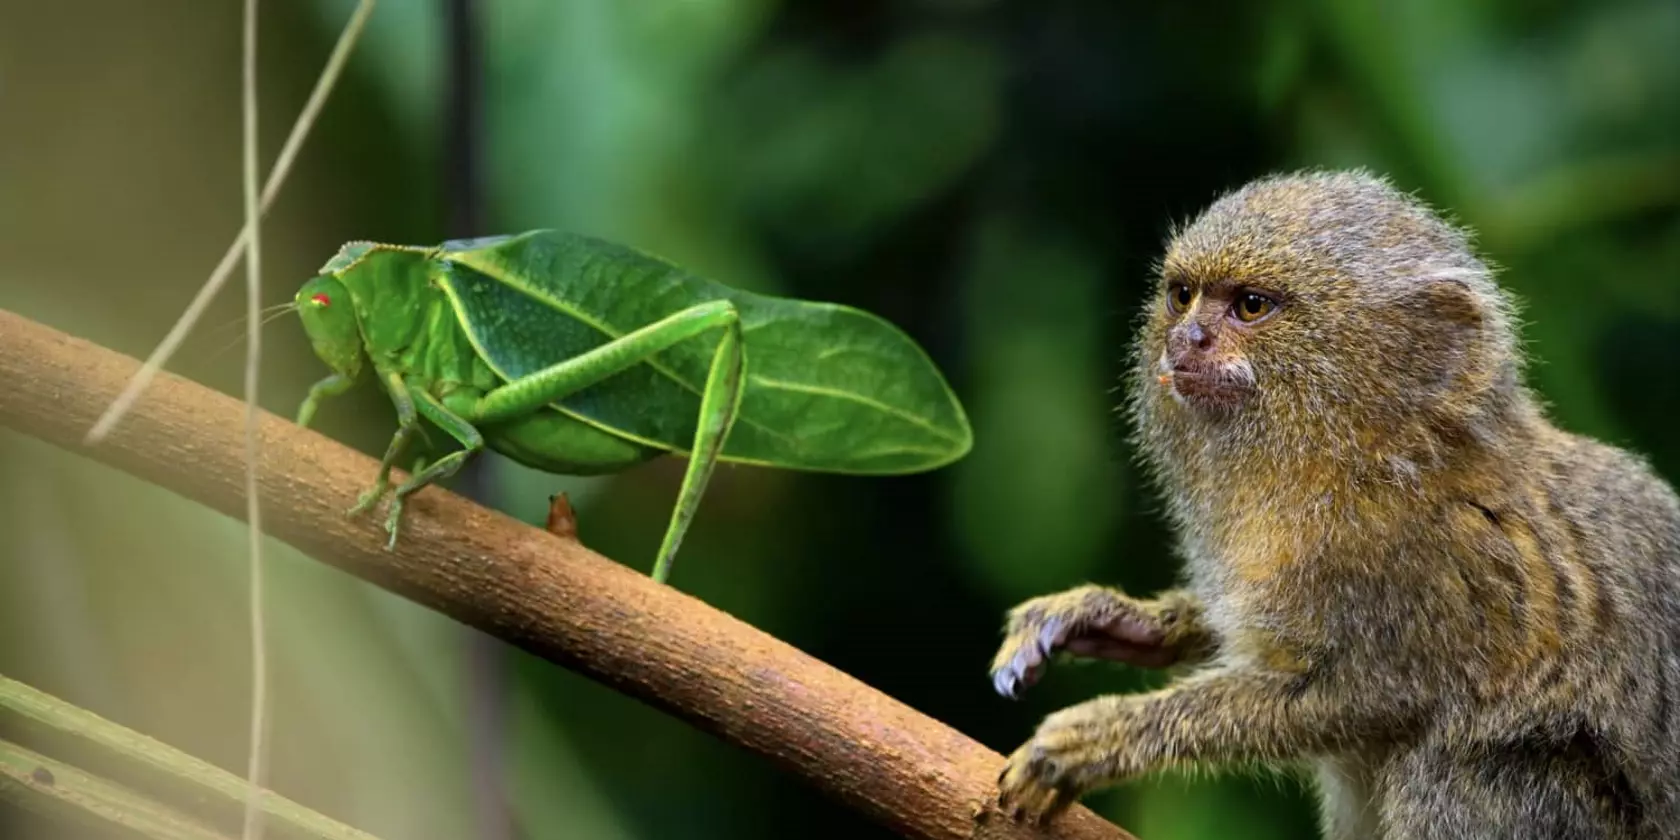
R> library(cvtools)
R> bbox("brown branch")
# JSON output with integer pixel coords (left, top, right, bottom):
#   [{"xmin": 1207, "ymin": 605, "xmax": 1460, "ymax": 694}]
[{"xmin": 0, "ymin": 307, "xmax": 1138, "ymax": 840}]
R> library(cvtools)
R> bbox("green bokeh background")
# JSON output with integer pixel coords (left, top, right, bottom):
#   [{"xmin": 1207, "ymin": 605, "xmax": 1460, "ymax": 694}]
[{"xmin": 1, "ymin": 1, "xmax": 1676, "ymax": 838}]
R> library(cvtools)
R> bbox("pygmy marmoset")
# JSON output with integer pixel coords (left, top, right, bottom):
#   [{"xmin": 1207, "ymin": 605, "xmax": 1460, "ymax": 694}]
[{"xmin": 985, "ymin": 170, "xmax": 1680, "ymax": 839}]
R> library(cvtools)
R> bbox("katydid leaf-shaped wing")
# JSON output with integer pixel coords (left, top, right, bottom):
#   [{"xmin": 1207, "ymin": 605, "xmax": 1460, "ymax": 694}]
[{"xmin": 433, "ymin": 230, "xmax": 972, "ymax": 474}]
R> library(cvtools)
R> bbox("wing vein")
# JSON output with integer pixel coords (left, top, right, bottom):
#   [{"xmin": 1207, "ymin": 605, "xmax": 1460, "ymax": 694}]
[{"xmin": 747, "ymin": 375, "xmax": 961, "ymax": 444}]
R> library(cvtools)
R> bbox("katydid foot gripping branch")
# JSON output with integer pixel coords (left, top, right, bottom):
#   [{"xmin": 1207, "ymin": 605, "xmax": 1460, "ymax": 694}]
[{"xmin": 291, "ymin": 229, "xmax": 973, "ymax": 582}]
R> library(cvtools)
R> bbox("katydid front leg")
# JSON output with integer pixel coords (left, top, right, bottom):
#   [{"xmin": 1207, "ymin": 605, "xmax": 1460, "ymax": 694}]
[
  {"xmin": 301, "ymin": 367, "xmax": 441, "ymax": 532},
  {"xmin": 296, "ymin": 372, "xmax": 354, "ymax": 428},
  {"xmin": 467, "ymin": 299, "xmax": 744, "ymax": 580}
]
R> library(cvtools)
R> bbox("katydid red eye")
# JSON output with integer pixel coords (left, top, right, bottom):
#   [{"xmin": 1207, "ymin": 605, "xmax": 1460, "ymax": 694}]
[{"xmin": 312, "ymin": 293, "xmax": 331, "ymax": 307}]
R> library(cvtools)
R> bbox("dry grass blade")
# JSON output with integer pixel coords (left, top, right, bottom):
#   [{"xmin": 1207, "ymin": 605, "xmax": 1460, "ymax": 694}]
[
  {"xmin": 0, "ymin": 674, "xmax": 379, "ymax": 840},
  {"xmin": 0, "ymin": 739, "xmax": 231, "ymax": 840}
]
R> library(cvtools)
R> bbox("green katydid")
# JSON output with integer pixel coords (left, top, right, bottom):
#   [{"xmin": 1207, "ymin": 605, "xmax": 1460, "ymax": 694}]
[{"xmin": 291, "ymin": 229, "xmax": 972, "ymax": 582}]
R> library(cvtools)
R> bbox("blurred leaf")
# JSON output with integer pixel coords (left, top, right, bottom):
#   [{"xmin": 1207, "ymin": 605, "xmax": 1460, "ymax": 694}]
[
  {"xmin": 951, "ymin": 214, "xmax": 1123, "ymax": 598},
  {"xmin": 1123, "ymin": 771, "xmax": 1314, "ymax": 840},
  {"xmin": 306, "ymin": 0, "xmax": 444, "ymax": 145},
  {"xmin": 504, "ymin": 672, "xmax": 636, "ymax": 840},
  {"xmin": 477, "ymin": 0, "xmax": 775, "ymax": 291},
  {"xmin": 716, "ymin": 33, "xmax": 1004, "ymax": 248}
]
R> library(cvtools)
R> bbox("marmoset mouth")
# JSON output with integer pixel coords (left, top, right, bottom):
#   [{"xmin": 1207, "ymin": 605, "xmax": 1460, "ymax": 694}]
[{"xmin": 1159, "ymin": 358, "xmax": 1255, "ymax": 411}]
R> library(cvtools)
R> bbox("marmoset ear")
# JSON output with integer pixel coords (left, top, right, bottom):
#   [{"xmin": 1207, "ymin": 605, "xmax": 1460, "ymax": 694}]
[
  {"xmin": 1402, "ymin": 269, "xmax": 1500, "ymax": 398},
  {"xmin": 1411, "ymin": 274, "xmax": 1485, "ymax": 332}
]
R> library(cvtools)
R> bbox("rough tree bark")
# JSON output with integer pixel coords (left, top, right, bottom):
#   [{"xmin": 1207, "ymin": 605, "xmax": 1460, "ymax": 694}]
[{"xmin": 0, "ymin": 307, "xmax": 1138, "ymax": 840}]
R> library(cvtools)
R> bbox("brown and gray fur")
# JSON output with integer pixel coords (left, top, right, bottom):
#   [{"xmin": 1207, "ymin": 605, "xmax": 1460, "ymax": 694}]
[{"xmin": 983, "ymin": 169, "xmax": 1680, "ymax": 839}]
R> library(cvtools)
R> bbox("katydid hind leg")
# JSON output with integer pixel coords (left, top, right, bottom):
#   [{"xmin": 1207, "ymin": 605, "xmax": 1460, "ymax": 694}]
[
  {"xmin": 380, "ymin": 387, "xmax": 486, "ymax": 551},
  {"xmin": 650, "ymin": 315, "xmax": 746, "ymax": 583},
  {"xmin": 469, "ymin": 300, "xmax": 739, "ymax": 425}
]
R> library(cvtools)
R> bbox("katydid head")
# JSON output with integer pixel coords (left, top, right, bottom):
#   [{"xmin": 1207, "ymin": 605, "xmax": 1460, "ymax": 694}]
[{"xmin": 295, "ymin": 275, "xmax": 363, "ymax": 380}]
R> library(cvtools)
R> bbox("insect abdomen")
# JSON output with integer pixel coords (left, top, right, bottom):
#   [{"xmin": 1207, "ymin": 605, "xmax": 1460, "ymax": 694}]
[{"xmin": 481, "ymin": 409, "xmax": 663, "ymax": 476}]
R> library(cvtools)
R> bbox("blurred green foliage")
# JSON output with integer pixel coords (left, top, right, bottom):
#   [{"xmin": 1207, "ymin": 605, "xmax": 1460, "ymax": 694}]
[{"xmin": 0, "ymin": 0, "xmax": 1675, "ymax": 838}]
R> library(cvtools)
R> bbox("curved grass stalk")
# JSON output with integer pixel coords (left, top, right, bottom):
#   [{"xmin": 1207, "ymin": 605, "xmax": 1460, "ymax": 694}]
[{"xmin": 82, "ymin": 0, "xmax": 376, "ymax": 446}]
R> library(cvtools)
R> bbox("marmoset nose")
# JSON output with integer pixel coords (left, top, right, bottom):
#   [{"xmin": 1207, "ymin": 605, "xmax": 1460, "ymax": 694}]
[{"xmin": 1185, "ymin": 321, "xmax": 1213, "ymax": 351}]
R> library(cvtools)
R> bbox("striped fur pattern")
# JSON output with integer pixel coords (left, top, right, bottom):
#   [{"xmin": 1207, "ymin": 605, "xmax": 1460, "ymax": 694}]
[{"xmin": 987, "ymin": 170, "xmax": 1680, "ymax": 839}]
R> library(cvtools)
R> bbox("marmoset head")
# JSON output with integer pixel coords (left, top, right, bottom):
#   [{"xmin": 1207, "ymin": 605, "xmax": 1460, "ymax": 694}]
[{"xmin": 1128, "ymin": 170, "xmax": 1529, "ymax": 485}]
